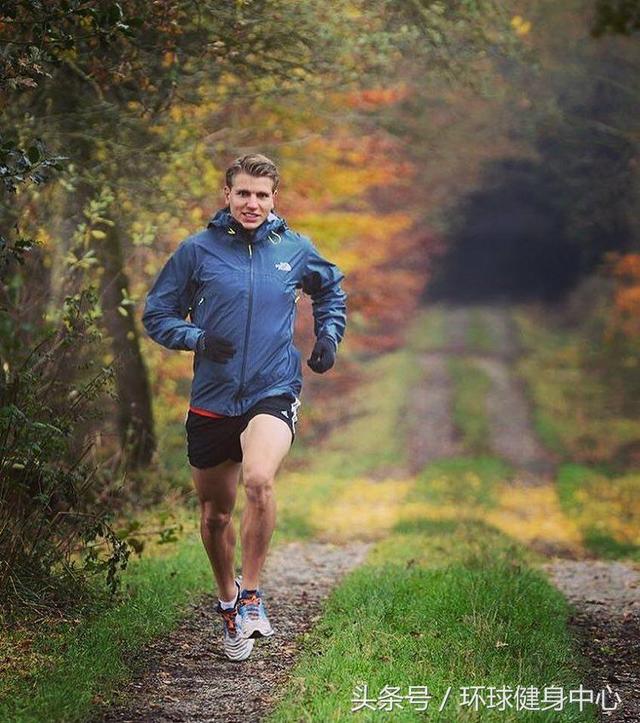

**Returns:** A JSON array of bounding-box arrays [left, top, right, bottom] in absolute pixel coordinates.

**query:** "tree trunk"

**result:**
[[99, 222, 156, 470]]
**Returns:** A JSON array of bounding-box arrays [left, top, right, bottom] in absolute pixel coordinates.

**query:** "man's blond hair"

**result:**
[[225, 153, 280, 191]]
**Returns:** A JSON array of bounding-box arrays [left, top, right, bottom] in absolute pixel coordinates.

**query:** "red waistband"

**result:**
[[189, 405, 226, 419]]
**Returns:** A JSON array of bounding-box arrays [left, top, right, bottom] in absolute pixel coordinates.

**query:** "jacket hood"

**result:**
[[207, 208, 288, 245]]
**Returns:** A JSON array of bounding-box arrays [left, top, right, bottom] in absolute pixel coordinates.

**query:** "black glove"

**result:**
[[196, 331, 236, 363], [307, 336, 336, 374]]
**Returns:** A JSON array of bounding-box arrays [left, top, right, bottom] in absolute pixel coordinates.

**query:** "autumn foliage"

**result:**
[[608, 253, 640, 339]]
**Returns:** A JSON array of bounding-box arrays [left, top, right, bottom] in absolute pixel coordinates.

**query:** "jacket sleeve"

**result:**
[[142, 240, 203, 351], [300, 241, 347, 348]]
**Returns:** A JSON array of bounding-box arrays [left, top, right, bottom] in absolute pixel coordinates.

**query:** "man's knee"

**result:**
[[201, 505, 233, 532], [243, 466, 274, 509]]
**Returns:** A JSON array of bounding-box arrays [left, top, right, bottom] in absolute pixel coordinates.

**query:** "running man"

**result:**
[[142, 154, 346, 661]]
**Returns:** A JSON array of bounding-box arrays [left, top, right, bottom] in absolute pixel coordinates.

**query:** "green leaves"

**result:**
[[0, 134, 67, 194]]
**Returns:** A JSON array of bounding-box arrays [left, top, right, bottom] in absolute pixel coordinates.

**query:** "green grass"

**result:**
[[448, 358, 492, 455], [513, 308, 640, 466], [467, 308, 494, 353], [268, 519, 595, 722], [407, 305, 447, 352], [556, 463, 640, 560], [0, 535, 213, 722], [412, 456, 512, 509]]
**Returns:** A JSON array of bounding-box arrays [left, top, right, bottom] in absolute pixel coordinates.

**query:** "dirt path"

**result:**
[[474, 356, 555, 480], [415, 304, 639, 721], [98, 541, 369, 723], [545, 561, 640, 722], [408, 352, 462, 470]]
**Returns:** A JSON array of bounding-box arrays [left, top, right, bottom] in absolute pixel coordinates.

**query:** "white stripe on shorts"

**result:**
[[290, 397, 301, 432]]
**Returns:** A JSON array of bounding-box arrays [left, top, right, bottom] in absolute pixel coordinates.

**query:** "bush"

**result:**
[[0, 276, 130, 619]]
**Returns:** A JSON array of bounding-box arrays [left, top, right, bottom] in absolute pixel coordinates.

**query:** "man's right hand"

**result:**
[[196, 331, 236, 363]]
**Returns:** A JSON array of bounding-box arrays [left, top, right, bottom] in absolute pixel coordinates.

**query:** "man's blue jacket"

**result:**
[[142, 208, 347, 416]]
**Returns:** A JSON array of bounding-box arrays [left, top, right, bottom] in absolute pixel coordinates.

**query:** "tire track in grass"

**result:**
[[408, 352, 462, 471], [474, 355, 555, 480]]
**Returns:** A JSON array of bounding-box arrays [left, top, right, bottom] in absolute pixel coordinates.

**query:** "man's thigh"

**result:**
[[240, 414, 292, 480], [191, 459, 242, 511]]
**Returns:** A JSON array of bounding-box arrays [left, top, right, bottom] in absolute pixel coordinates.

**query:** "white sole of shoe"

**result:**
[[242, 620, 274, 639], [224, 636, 255, 661]]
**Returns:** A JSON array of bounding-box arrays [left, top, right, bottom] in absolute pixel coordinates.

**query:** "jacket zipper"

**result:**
[[236, 242, 253, 400]]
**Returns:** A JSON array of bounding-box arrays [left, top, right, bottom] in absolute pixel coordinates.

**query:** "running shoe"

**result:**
[[237, 588, 274, 639], [216, 579, 254, 661]]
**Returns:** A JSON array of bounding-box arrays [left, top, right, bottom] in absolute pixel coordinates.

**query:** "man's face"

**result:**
[[224, 172, 277, 230]]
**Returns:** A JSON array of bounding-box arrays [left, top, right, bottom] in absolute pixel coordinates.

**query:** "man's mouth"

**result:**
[[242, 213, 260, 222]]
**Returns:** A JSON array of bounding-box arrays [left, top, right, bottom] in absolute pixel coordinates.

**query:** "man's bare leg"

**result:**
[[191, 459, 242, 602], [239, 414, 292, 590]]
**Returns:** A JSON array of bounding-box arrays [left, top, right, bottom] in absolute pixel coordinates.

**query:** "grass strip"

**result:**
[[467, 309, 494, 353], [0, 535, 212, 723], [412, 456, 511, 509], [408, 306, 447, 352], [448, 358, 492, 455], [269, 518, 595, 722]]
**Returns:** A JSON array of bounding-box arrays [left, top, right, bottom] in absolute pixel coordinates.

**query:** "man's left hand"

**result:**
[[307, 336, 336, 374]]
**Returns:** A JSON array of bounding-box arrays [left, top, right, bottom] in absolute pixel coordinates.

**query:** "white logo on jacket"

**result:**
[[275, 261, 292, 272]]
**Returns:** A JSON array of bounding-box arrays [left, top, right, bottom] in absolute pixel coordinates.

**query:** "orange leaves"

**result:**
[[608, 253, 640, 338], [274, 117, 432, 351], [613, 252, 640, 280], [344, 85, 409, 110]]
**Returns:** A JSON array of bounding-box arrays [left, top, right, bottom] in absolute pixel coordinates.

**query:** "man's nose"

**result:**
[[246, 195, 259, 207]]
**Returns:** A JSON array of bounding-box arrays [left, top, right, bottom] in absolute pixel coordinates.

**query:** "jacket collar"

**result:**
[[208, 208, 287, 245]]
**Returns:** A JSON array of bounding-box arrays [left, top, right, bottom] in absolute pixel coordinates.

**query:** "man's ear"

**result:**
[[223, 185, 231, 204]]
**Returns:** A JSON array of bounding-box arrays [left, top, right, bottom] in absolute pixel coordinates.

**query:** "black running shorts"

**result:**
[[185, 394, 300, 470]]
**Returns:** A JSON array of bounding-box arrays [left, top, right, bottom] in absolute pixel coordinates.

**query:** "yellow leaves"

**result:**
[[189, 206, 204, 224], [486, 484, 583, 551], [570, 471, 640, 546], [174, 227, 191, 241], [169, 105, 183, 123], [57, 48, 78, 63], [90, 229, 106, 239], [291, 211, 413, 272], [308, 478, 414, 542], [35, 228, 52, 248], [511, 15, 532, 37]]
